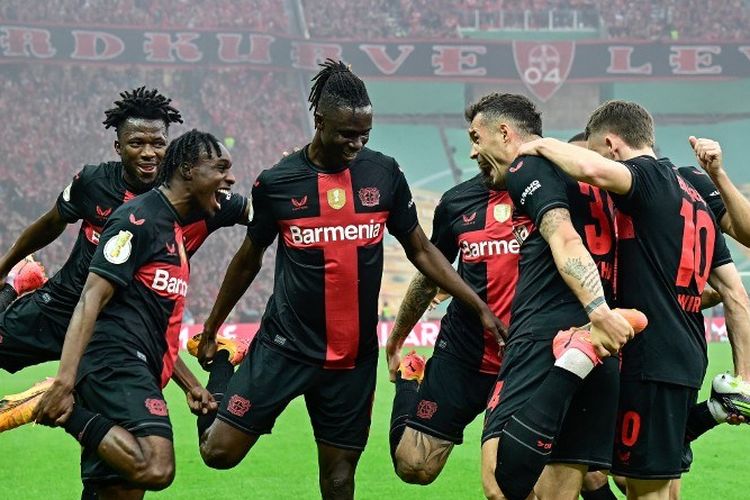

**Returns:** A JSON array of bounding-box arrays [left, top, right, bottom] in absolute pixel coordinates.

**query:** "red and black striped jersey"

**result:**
[[247, 147, 419, 369], [506, 155, 616, 342], [612, 157, 731, 389], [32, 161, 247, 327], [430, 175, 518, 374], [82, 189, 190, 387]]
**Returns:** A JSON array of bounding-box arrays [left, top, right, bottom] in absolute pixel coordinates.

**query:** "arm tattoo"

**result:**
[[539, 208, 571, 242], [391, 272, 438, 342], [562, 256, 604, 296]]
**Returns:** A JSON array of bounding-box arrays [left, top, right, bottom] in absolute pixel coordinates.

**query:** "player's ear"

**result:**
[[180, 163, 193, 180], [114, 140, 121, 156]]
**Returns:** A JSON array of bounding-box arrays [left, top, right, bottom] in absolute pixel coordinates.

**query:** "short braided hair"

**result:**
[[103, 86, 183, 133], [159, 129, 222, 186], [308, 59, 371, 114]]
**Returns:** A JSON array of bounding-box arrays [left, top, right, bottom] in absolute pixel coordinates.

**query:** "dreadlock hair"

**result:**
[[464, 93, 543, 138], [159, 129, 222, 186], [308, 59, 371, 115], [103, 86, 183, 133]]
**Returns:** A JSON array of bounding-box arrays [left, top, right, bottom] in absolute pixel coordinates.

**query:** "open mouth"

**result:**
[[138, 163, 158, 175], [213, 188, 231, 209]]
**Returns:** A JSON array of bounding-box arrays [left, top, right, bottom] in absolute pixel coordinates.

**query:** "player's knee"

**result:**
[[200, 441, 244, 470], [129, 460, 175, 490], [322, 470, 355, 497], [394, 451, 440, 485]]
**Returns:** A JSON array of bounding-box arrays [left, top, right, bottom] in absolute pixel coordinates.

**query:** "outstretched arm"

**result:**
[[0, 205, 68, 281], [690, 136, 750, 245], [539, 208, 633, 356], [709, 263, 750, 379], [397, 225, 506, 344], [34, 273, 115, 425], [198, 236, 265, 365], [385, 272, 438, 381], [518, 138, 633, 195]]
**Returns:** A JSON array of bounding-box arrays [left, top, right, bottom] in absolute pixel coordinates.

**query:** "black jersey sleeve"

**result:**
[[429, 198, 459, 262], [711, 226, 733, 270], [386, 161, 419, 238], [246, 172, 279, 248], [506, 155, 570, 226], [206, 193, 249, 232], [88, 208, 155, 288], [56, 167, 89, 223], [678, 166, 726, 222]]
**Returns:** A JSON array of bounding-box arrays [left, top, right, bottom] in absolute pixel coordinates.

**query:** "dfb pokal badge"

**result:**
[[327, 188, 346, 210], [513, 41, 575, 102], [494, 204, 511, 223]]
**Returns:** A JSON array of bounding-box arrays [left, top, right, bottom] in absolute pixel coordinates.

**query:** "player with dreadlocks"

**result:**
[[188, 59, 503, 499], [0, 89, 252, 438], [31, 129, 236, 499]]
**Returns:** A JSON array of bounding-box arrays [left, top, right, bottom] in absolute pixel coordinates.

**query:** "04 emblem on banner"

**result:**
[[513, 41, 575, 101]]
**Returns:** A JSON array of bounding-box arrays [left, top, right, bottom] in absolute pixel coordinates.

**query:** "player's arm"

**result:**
[[539, 207, 633, 356], [0, 205, 68, 280], [708, 263, 750, 379], [385, 271, 438, 382], [701, 286, 722, 310], [199, 235, 265, 365], [396, 226, 506, 343], [171, 356, 217, 416], [518, 138, 633, 195], [33, 273, 116, 426], [689, 136, 750, 245]]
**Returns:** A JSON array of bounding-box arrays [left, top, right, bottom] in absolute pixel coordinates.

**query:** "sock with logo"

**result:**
[[581, 483, 618, 500], [495, 367, 582, 500], [389, 373, 420, 468], [62, 404, 116, 451], [684, 400, 723, 442], [197, 350, 233, 437]]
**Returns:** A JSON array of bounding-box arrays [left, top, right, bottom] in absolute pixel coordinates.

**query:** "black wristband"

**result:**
[[584, 296, 605, 315]]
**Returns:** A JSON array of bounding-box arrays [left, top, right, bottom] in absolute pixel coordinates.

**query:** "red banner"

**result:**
[[180, 317, 728, 350]]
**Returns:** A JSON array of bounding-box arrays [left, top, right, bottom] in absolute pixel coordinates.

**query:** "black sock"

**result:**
[[581, 483, 618, 500], [0, 283, 18, 311], [389, 373, 420, 467], [495, 367, 583, 500], [197, 350, 233, 437], [62, 404, 116, 451], [685, 401, 718, 442]]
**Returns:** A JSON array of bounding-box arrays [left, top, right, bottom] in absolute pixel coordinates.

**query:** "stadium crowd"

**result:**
[[2, 0, 748, 40]]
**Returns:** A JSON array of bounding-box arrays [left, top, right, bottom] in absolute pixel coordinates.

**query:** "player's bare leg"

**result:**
[[199, 418, 259, 469], [482, 437, 510, 500], [317, 443, 362, 500], [393, 427, 453, 484], [535, 463, 586, 500], [669, 478, 680, 500], [625, 478, 671, 500], [91, 432, 175, 496], [581, 471, 618, 500]]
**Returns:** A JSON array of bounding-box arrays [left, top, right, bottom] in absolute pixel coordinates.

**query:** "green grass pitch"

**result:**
[[1, 343, 747, 499]]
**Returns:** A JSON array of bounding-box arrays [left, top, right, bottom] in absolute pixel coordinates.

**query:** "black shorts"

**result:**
[[406, 354, 497, 444], [481, 338, 619, 470], [0, 293, 69, 373], [611, 379, 698, 479], [77, 351, 173, 486], [217, 340, 377, 451]]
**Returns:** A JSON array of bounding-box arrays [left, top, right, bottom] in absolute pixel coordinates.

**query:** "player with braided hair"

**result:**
[[192, 59, 503, 499], [31, 129, 236, 498]]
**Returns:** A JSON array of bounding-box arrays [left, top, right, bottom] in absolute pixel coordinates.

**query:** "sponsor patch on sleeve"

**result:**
[[103, 230, 134, 264]]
